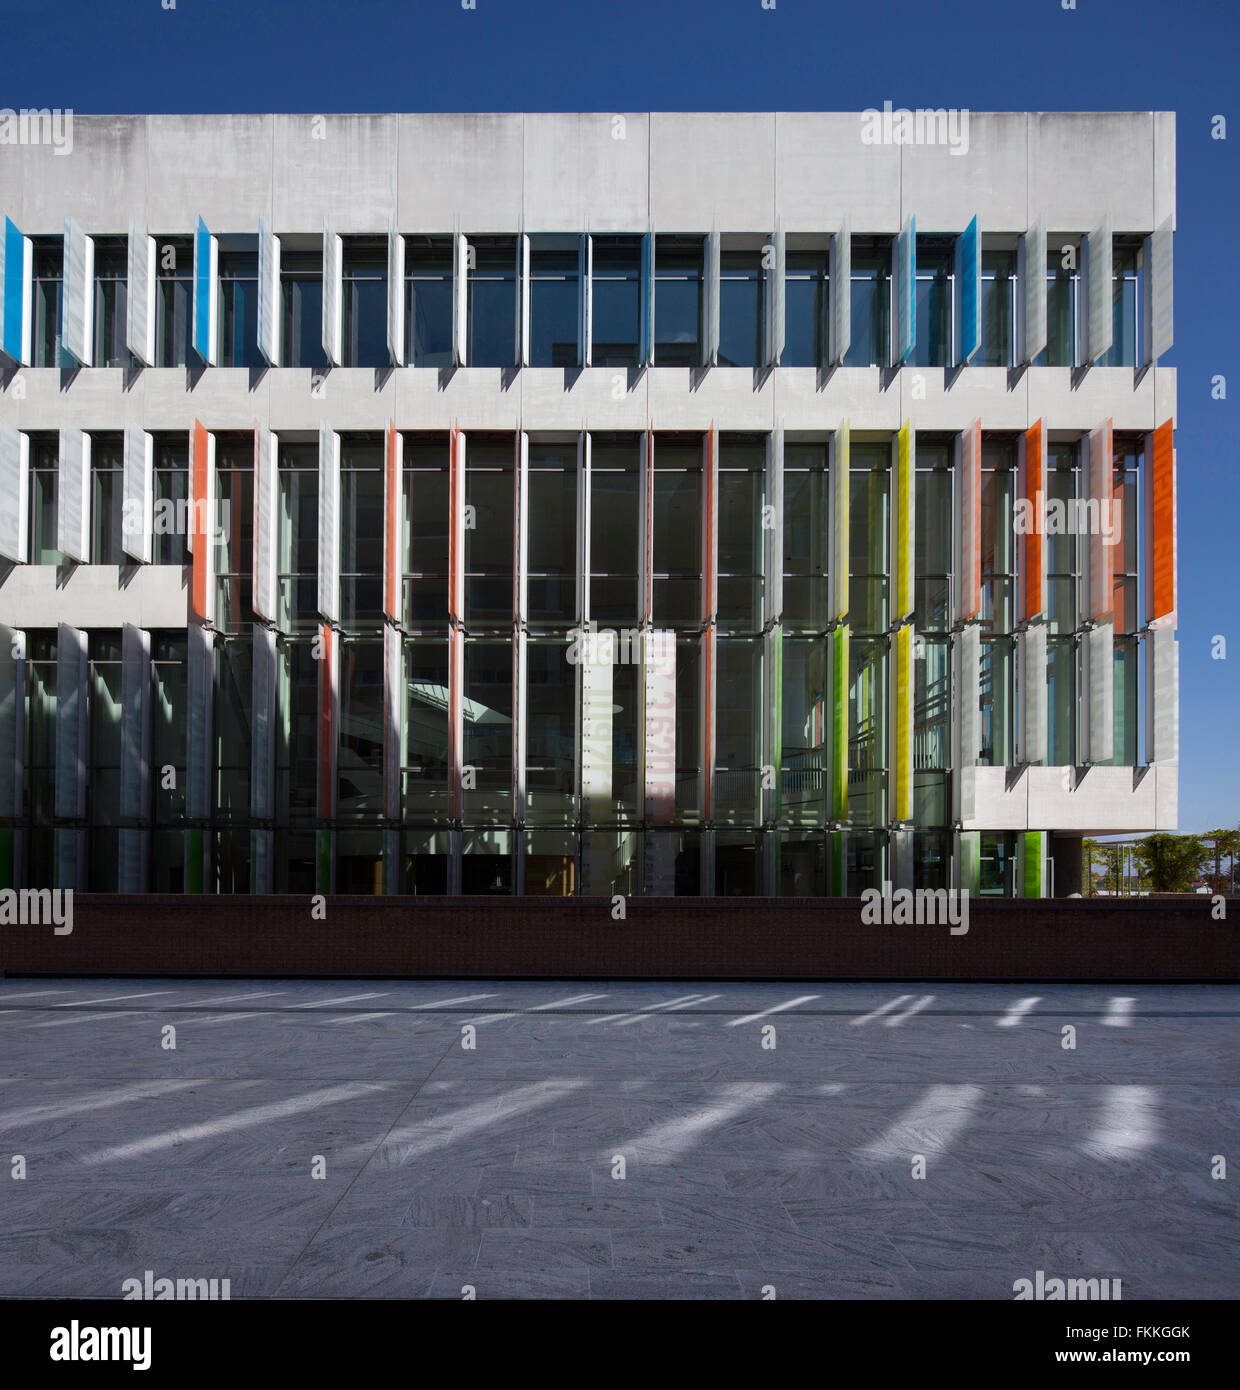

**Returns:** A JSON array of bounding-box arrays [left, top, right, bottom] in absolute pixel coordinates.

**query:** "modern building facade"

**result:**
[[0, 111, 1177, 900]]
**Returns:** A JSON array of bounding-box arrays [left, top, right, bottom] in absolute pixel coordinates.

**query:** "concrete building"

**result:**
[[0, 111, 1177, 899]]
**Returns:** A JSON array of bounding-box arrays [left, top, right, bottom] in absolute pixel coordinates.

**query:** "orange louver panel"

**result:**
[[1149, 420, 1176, 621], [191, 419, 211, 621], [383, 420, 400, 621]]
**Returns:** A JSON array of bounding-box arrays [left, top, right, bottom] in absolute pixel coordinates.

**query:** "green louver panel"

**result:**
[[1021, 830, 1045, 898], [831, 625, 849, 821], [830, 830, 846, 895], [187, 828, 204, 894]]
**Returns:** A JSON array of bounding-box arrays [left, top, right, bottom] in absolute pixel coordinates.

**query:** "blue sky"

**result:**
[[4, 0, 1236, 832]]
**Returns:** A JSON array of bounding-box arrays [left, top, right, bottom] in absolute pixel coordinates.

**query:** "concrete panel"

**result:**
[[961, 763, 1166, 834], [1, 368, 134, 431], [1026, 765, 1158, 833], [1029, 113, 1154, 232], [11, 116, 147, 234], [517, 368, 649, 434], [397, 115, 523, 234], [647, 368, 774, 432], [1153, 366, 1178, 428], [1155, 763, 1178, 830], [147, 115, 274, 232], [775, 113, 900, 232], [1027, 366, 1158, 433], [393, 368, 522, 432], [273, 115, 395, 233], [898, 366, 1029, 432], [651, 114, 774, 232], [960, 766, 1030, 830], [899, 113, 1027, 232], [1153, 112, 1176, 231], [267, 368, 395, 433], [522, 113, 649, 232], [772, 368, 902, 433], [143, 368, 275, 433], [0, 564, 189, 629]]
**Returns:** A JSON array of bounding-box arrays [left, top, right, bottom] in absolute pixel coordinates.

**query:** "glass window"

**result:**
[[1037, 243, 1079, 368], [653, 438, 701, 628], [155, 236, 193, 368], [214, 434, 255, 633], [153, 436, 189, 566], [87, 632, 123, 890], [1046, 443, 1080, 635], [849, 636, 887, 827], [92, 239, 128, 368], [981, 436, 1017, 634], [402, 436, 449, 630], [338, 638, 383, 817], [342, 238, 388, 368], [591, 237, 641, 368], [32, 241, 65, 368], [464, 438, 513, 627], [339, 434, 383, 631], [979, 248, 1015, 367], [654, 236, 703, 367], [718, 248, 763, 368], [675, 637, 700, 821], [714, 637, 762, 823], [527, 442, 576, 626], [214, 637, 252, 817], [781, 637, 828, 824], [404, 636, 450, 817], [909, 237, 954, 368], [529, 236, 579, 368], [217, 246, 260, 369], [717, 435, 764, 631], [28, 436, 62, 566], [848, 444, 890, 633], [405, 236, 453, 368], [1047, 636, 1078, 765], [281, 248, 326, 370], [979, 637, 1014, 767], [783, 249, 828, 368], [783, 442, 829, 632], [463, 640, 513, 822], [845, 238, 891, 368], [1103, 241, 1141, 368], [275, 638, 318, 816], [151, 632, 187, 827], [277, 444, 318, 631], [526, 640, 575, 823], [468, 236, 517, 368], [914, 637, 951, 771], [590, 435, 640, 624], [914, 442, 952, 630], [90, 432, 124, 565]]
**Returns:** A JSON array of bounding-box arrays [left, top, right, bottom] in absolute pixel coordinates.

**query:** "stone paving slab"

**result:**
[[0, 977, 1236, 1299]]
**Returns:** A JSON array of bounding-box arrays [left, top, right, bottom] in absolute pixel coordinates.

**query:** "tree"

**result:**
[[1202, 828, 1240, 893], [1133, 834, 1208, 893], [1082, 838, 1102, 896]]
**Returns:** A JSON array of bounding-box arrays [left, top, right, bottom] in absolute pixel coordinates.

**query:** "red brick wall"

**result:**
[[1, 895, 1236, 980]]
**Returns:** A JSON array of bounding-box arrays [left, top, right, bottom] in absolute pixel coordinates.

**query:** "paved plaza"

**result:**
[[0, 978, 1235, 1299]]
